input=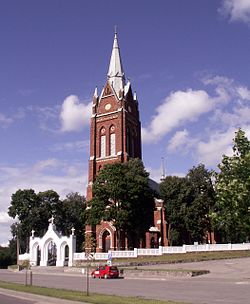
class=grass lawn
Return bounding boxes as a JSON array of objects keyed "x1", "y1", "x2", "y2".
[
  {"x1": 0, "y1": 281, "x2": 186, "y2": 304},
  {"x1": 109, "y1": 250, "x2": 250, "y2": 266}
]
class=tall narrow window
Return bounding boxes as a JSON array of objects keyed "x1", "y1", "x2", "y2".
[
  {"x1": 110, "y1": 133, "x2": 116, "y2": 156},
  {"x1": 131, "y1": 129, "x2": 136, "y2": 158},
  {"x1": 131, "y1": 137, "x2": 135, "y2": 157},
  {"x1": 100, "y1": 135, "x2": 106, "y2": 158}
]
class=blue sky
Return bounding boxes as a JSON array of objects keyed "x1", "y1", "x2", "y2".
[{"x1": 1, "y1": 0, "x2": 250, "y2": 246}]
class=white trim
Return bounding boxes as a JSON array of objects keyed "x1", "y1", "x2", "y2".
[{"x1": 96, "y1": 110, "x2": 119, "y2": 118}]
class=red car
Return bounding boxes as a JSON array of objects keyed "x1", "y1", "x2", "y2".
[{"x1": 91, "y1": 265, "x2": 119, "y2": 279}]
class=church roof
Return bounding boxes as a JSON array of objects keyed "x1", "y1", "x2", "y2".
[
  {"x1": 107, "y1": 31, "x2": 125, "y2": 97},
  {"x1": 149, "y1": 178, "x2": 160, "y2": 194}
]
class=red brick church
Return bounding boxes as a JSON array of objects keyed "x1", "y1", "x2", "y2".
[{"x1": 85, "y1": 32, "x2": 168, "y2": 252}]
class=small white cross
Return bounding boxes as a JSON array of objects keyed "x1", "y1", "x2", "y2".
[
  {"x1": 49, "y1": 215, "x2": 54, "y2": 225},
  {"x1": 71, "y1": 227, "x2": 75, "y2": 235},
  {"x1": 31, "y1": 230, "x2": 35, "y2": 237}
]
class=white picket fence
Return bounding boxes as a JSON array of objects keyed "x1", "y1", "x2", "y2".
[{"x1": 73, "y1": 243, "x2": 250, "y2": 261}]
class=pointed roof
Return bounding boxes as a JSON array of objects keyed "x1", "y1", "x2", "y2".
[
  {"x1": 93, "y1": 87, "x2": 98, "y2": 98},
  {"x1": 107, "y1": 31, "x2": 125, "y2": 96}
]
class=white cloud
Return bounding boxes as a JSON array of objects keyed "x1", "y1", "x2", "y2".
[
  {"x1": 60, "y1": 95, "x2": 92, "y2": 132},
  {"x1": 167, "y1": 129, "x2": 196, "y2": 152},
  {"x1": 0, "y1": 112, "x2": 13, "y2": 127},
  {"x1": 197, "y1": 128, "x2": 235, "y2": 167},
  {"x1": 147, "y1": 165, "x2": 186, "y2": 182},
  {"x1": 148, "y1": 75, "x2": 250, "y2": 168},
  {"x1": 0, "y1": 159, "x2": 88, "y2": 246},
  {"x1": 0, "y1": 108, "x2": 26, "y2": 127},
  {"x1": 142, "y1": 89, "x2": 214, "y2": 143},
  {"x1": 35, "y1": 105, "x2": 60, "y2": 132},
  {"x1": 32, "y1": 158, "x2": 59, "y2": 172},
  {"x1": 220, "y1": 0, "x2": 250, "y2": 24},
  {"x1": 0, "y1": 212, "x2": 12, "y2": 224},
  {"x1": 195, "y1": 125, "x2": 250, "y2": 168},
  {"x1": 202, "y1": 75, "x2": 234, "y2": 105},
  {"x1": 186, "y1": 77, "x2": 250, "y2": 166},
  {"x1": 210, "y1": 103, "x2": 250, "y2": 127},
  {"x1": 51, "y1": 140, "x2": 89, "y2": 152},
  {"x1": 237, "y1": 86, "x2": 250, "y2": 100}
]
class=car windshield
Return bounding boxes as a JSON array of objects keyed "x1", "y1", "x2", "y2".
[{"x1": 110, "y1": 267, "x2": 118, "y2": 271}]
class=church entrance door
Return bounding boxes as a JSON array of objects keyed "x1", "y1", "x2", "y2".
[
  {"x1": 37, "y1": 246, "x2": 41, "y2": 266},
  {"x1": 48, "y1": 241, "x2": 57, "y2": 266},
  {"x1": 102, "y1": 230, "x2": 111, "y2": 252},
  {"x1": 64, "y1": 245, "x2": 69, "y2": 266}
]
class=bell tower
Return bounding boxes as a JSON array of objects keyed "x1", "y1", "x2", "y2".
[
  {"x1": 85, "y1": 32, "x2": 142, "y2": 252},
  {"x1": 86, "y1": 32, "x2": 142, "y2": 201}
]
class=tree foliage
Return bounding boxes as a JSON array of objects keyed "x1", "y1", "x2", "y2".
[
  {"x1": 186, "y1": 165, "x2": 215, "y2": 243},
  {"x1": 86, "y1": 159, "x2": 154, "y2": 249},
  {"x1": 0, "y1": 246, "x2": 15, "y2": 268},
  {"x1": 57, "y1": 192, "x2": 86, "y2": 251},
  {"x1": 211, "y1": 129, "x2": 250, "y2": 242},
  {"x1": 160, "y1": 164, "x2": 215, "y2": 245},
  {"x1": 160, "y1": 176, "x2": 191, "y2": 245},
  {"x1": 8, "y1": 190, "x2": 86, "y2": 253}
]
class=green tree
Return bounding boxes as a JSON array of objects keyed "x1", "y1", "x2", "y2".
[
  {"x1": 86, "y1": 159, "x2": 154, "y2": 249},
  {"x1": 211, "y1": 129, "x2": 250, "y2": 242},
  {"x1": 8, "y1": 189, "x2": 41, "y2": 252},
  {"x1": 8, "y1": 189, "x2": 86, "y2": 252},
  {"x1": 186, "y1": 164, "x2": 215, "y2": 243},
  {"x1": 160, "y1": 176, "x2": 192, "y2": 245},
  {"x1": 160, "y1": 165, "x2": 215, "y2": 245},
  {"x1": 0, "y1": 246, "x2": 15, "y2": 268},
  {"x1": 57, "y1": 192, "x2": 86, "y2": 251}
]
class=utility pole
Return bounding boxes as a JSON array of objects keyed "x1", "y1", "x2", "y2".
[{"x1": 85, "y1": 233, "x2": 93, "y2": 296}]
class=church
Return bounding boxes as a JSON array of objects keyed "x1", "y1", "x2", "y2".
[{"x1": 85, "y1": 32, "x2": 168, "y2": 252}]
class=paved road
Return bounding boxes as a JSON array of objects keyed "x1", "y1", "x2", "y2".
[
  {"x1": 0, "y1": 292, "x2": 34, "y2": 304},
  {"x1": 0, "y1": 288, "x2": 86, "y2": 304},
  {"x1": 1, "y1": 257, "x2": 250, "y2": 304}
]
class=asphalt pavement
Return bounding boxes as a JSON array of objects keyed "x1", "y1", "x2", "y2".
[
  {"x1": 0, "y1": 288, "x2": 88, "y2": 304},
  {"x1": 1, "y1": 257, "x2": 250, "y2": 303}
]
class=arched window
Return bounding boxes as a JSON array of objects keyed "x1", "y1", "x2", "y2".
[
  {"x1": 100, "y1": 127, "x2": 106, "y2": 158},
  {"x1": 109, "y1": 125, "x2": 116, "y2": 156}
]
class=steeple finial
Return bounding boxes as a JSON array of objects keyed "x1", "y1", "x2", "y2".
[
  {"x1": 93, "y1": 86, "x2": 98, "y2": 98},
  {"x1": 107, "y1": 30, "x2": 125, "y2": 96}
]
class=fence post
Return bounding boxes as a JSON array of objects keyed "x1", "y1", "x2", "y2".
[
  {"x1": 134, "y1": 248, "x2": 138, "y2": 258},
  {"x1": 182, "y1": 244, "x2": 186, "y2": 253},
  {"x1": 159, "y1": 246, "x2": 163, "y2": 255}
]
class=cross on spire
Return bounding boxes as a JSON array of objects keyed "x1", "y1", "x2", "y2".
[{"x1": 107, "y1": 30, "x2": 125, "y2": 96}]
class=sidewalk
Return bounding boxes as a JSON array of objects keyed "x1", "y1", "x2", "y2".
[{"x1": 0, "y1": 288, "x2": 90, "y2": 304}]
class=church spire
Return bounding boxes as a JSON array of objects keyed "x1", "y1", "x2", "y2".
[{"x1": 107, "y1": 30, "x2": 125, "y2": 96}]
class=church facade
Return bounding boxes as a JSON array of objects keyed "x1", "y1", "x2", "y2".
[{"x1": 86, "y1": 32, "x2": 168, "y2": 252}]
